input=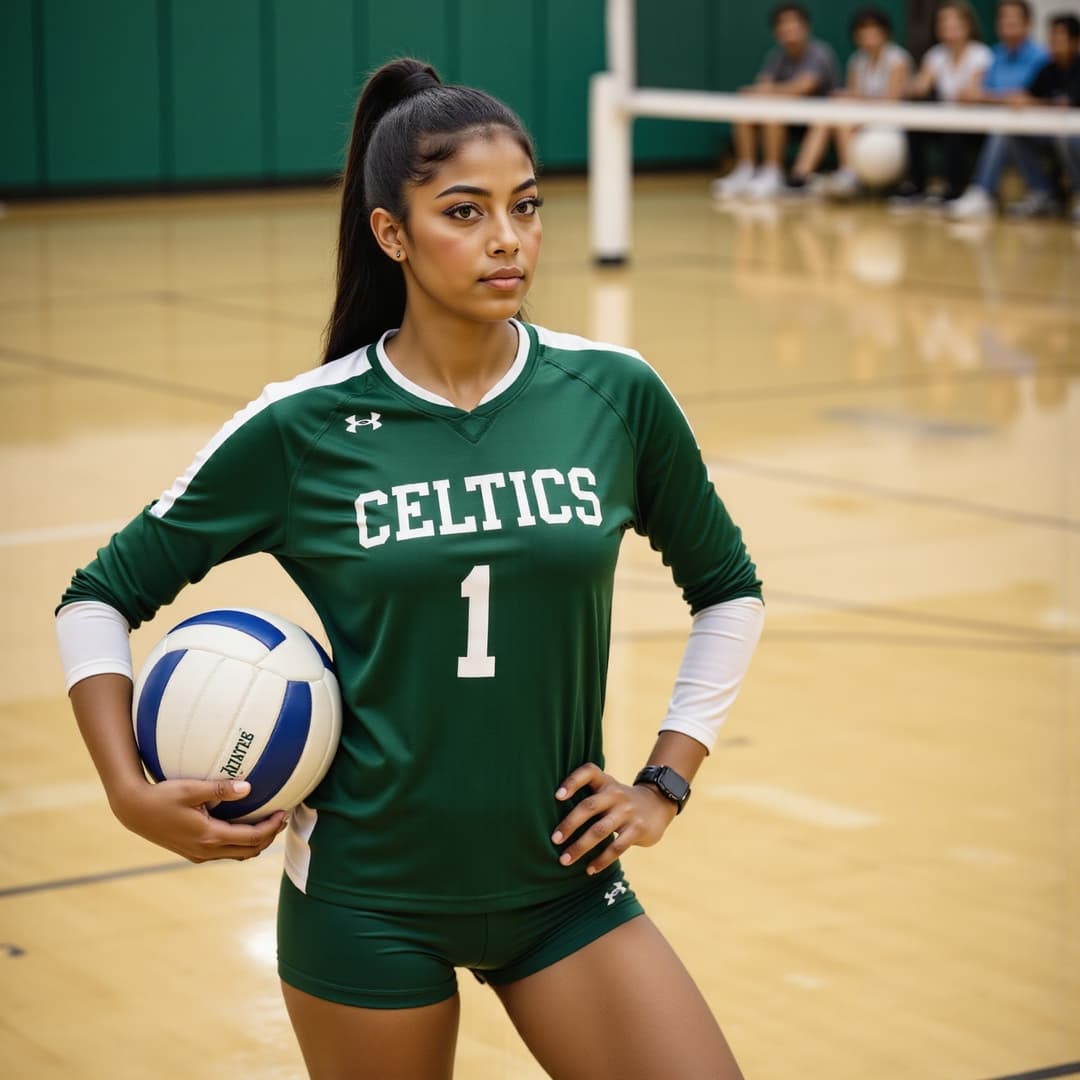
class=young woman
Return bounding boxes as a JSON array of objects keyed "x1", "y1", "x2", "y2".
[
  {"x1": 785, "y1": 6, "x2": 913, "y2": 197},
  {"x1": 56, "y1": 58, "x2": 764, "y2": 1079},
  {"x1": 893, "y1": 0, "x2": 992, "y2": 205}
]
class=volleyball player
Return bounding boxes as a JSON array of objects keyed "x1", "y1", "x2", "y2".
[{"x1": 55, "y1": 58, "x2": 764, "y2": 1079}]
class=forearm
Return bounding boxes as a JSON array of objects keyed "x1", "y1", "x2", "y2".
[
  {"x1": 69, "y1": 673, "x2": 149, "y2": 813},
  {"x1": 644, "y1": 730, "x2": 709, "y2": 784}
]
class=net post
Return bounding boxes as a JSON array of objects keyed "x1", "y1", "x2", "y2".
[
  {"x1": 589, "y1": 71, "x2": 631, "y2": 266},
  {"x1": 607, "y1": 0, "x2": 635, "y2": 92}
]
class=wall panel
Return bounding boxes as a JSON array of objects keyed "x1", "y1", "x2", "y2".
[
  {"x1": 542, "y1": 1, "x2": 605, "y2": 168},
  {"x1": 169, "y1": 0, "x2": 264, "y2": 181},
  {"x1": 0, "y1": 0, "x2": 40, "y2": 188},
  {"x1": 456, "y1": 0, "x2": 541, "y2": 150},
  {"x1": 362, "y1": 2, "x2": 457, "y2": 81},
  {"x1": 41, "y1": 0, "x2": 161, "y2": 186},
  {"x1": 634, "y1": 0, "x2": 714, "y2": 164},
  {"x1": 269, "y1": 0, "x2": 356, "y2": 177}
]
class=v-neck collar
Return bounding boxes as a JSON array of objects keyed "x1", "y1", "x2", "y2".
[{"x1": 371, "y1": 319, "x2": 532, "y2": 415}]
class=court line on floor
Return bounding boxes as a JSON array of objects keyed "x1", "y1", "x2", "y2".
[
  {"x1": 5, "y1": 312, "x2": 1076, "y2": 416},
  {"x1": 709, "y1": 456, "x2": 1080, "y2": 534},
  {"x1": 979, "y1": 1064, "x2": 1080, "y2": 1080},
  {"x1": 703, "y1": 784, "x2": 880, "y2": 829},
  {"x1": 613, "y1": 622, "x2": 1075, "y2": 652},
  {"x1": 0, "y1": 859, "x2": 194, "y2": 900},
  {"x1": 0, "y1": 520, "x2": 127, "y2": 548},
  {"x1": 0, "y1": 345, "x2": 240, "y2": 406},
  {"x1": 0, "y1": 780, "x2": 106, "y2": 816},
  {"x1": 616, "y1": 572, "x2": 1077, "y2": 645},
  {"x1": 684, "y1": 360, "x2": 1080, "y2": 406},
  {"x1": 0, "y1": 841, "x2": 286, "y2": 901},
  {"x1": 543, "y1": 242, "x2": 1080, "y2": 312},
  {"x1": 763, "y1": 589, "x2": 1073, "y2": 642},
  {"x1": 614, "y1": 624, "x2": 1078, "y2": 655}
]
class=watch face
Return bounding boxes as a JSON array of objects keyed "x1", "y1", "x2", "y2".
[{"x1": 658, "y1": 768, "x2": 690, "y2": 801}]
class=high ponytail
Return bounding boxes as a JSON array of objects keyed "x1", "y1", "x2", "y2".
[{"x1": 322, "y1": 58, "x2": 535, "y2": 364}]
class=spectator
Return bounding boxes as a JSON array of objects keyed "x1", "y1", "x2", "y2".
[
  {"x1": 949, "y1": 10, "x2": 1078, "y2": 220},
  {"x1": 957, "y1": 0, "x2": 1049, "y2": 105},
  {"x1": 891, "y1": 1, "x2": 993, "y2": 207},
  {"x1": 711, "y1": 3, "x2": 839, "y2": 200},
  {"x1": 784, "y1": 7, "x2": 913, "y2": 197}
]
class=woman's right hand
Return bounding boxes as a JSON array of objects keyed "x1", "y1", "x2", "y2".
[{"x1": 111, "y1": 778, "x2": 287, "y2": 863}]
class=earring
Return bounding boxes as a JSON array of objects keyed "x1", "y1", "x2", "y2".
[{"x1": 395, "y1": 250, "x2": 403, "y2": 259}]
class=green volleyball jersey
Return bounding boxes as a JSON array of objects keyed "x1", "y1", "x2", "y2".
[{"x1": 61, "y1": 320, "x2": 761, "y2": 912}]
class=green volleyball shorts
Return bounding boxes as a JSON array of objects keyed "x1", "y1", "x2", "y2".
[{"x1": 277, "y1": 868, "x2": 645, "y2": 1009}]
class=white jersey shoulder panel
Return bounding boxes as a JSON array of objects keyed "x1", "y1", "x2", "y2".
[
  {"x1": 533, "y1": 323, "x2": 644, "y2": 362},
  {"x1": 532, "y1": 324, "x2": 696, "y2": 439},
  {"x1": 151, "y1": 348, "x2": 373, "y2": 519}
]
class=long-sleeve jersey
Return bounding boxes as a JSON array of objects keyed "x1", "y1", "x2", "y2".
[{"x1": 60, "y1": 320, "x2": 762, "y2": 912}]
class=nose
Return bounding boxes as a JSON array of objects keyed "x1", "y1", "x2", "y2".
[{"x1": 487, "y1": 211, "x2": 520, "y2": 257}]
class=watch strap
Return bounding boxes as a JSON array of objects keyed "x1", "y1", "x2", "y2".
[{"x1": 634, "y1": 765, "x2": 691, "y2": 814}]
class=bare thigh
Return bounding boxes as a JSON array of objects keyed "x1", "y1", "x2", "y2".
[
  {"x1": 493, "y1": 915, "x2": 744, "y2": 1080},
  {"x1": 281, "y1": 981, "x2": 460, "y2": 1080}
]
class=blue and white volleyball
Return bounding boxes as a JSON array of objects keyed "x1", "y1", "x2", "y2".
[{"x1": 132, "y1": 608, "x2": 342, "y2": 823}]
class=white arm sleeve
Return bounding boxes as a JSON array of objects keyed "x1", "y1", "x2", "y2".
[
  {"x1": 659, "y1": 596, "x2": 765, "y2": 753},
  {"x1": 55, "y1": 601, "x2": 133, "y2": 693}
]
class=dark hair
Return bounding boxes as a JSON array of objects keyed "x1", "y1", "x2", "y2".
[
  {"x1": 322, "y1": 58, "x2": 536, "y2": 364},
  {"x1": 850, "y1": 6, "x2": 893, "y2": 37},
  {"x1": 997, "y1": 0, "x2": 1032, "y2": 21},
  {"x1": 770, "y1": 3, "x2": 810, "y2": 27},
  {"x1": 1050, "y1": 12, "x2": 1080, "y2": 38},
  {"x1": 936, "y1": 0, "x2": 983, "y2": 41}
]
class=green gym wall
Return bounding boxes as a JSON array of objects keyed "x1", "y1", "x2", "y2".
[{"x1": 0, "y1": 0, "x2": 999, "y2": 194}]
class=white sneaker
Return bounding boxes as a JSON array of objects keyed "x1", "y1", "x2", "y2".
[
  {"x1": 746, "y1": 167, "x2": 783, "y2": 200},
  {"x1": 710, "y1": 164, "x2": 754, "y2": 199},
  {"x1": 825, "y1": 168, "x2": 859, "y2": 200},
  {"x1": 946, "y1": 187, "x2": 994, "y2": 220},
  {"x1": 1005, "y1": 190, "x2": 1059, "y2": 218}
]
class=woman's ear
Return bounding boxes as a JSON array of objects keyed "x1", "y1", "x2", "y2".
[{"x1": 370, "y1": 208, "x2": 407, "y2": 263}]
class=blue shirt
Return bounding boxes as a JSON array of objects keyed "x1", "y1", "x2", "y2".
[{"x1": 983, "y1": 38, "x2": 1050, "y2": 93}]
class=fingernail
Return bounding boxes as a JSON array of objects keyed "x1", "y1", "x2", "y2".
[
  {"x1": 551, "y1": 831, "x2": 563, "y2": 844},
  {"x1": 587, "y1": 866, "x2": 596, "y2": 876},
  {"x1": 556, "y1": 787, "x2": 567, "y2": 799},
  {"x1": 560, "y1": 853, "x2": 572, "y2": 865},
  {"x1": 232, "y1": 781, "x2": 248, "y2": 793}
]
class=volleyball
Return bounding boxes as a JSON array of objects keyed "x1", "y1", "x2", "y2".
[
  {"x1": 850, "y1": 126, "x2": 907, "y2": 189},
  {"x1": 132, "y1": 608, "x2": 342, "y2": 823}
]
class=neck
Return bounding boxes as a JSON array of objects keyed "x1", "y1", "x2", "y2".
[{"x1": 386, "y1": 309, "x2": 518, "y2": 412}]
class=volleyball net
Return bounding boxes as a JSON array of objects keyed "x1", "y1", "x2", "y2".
[{"x1": 590, "y1": 0, "x2": 1080, "y2": 263}]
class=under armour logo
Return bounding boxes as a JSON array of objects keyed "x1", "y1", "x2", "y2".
[
  {"x1": 604, "y1": 880, "x2": 628, "y2": 907},
  {"x1": 346, "y1": 412, "x2": 382, "y2": 433}
]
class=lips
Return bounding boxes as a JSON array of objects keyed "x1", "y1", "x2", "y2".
[{"x1": 480, "y1": 267, "x2": 525, "y2": 282}]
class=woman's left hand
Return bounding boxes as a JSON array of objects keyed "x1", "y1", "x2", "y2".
[{"x1": 550, "y1": 762, "x2": 679, "y2": 877}]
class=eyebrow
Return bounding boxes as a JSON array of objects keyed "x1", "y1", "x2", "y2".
[{"x1": 434, "y1": 177, "x2": 538, "y2": 199}]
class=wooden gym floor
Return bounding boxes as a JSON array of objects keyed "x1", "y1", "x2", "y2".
[{"x1": 0, "y1": 175, "x2": 1077, "y2": 1079}]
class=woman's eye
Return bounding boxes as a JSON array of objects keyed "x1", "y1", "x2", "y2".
[
  {"x1": 515, "y1": 197, "x2": 544, "y2": 216},
  {"x1": 446, "y1": 204, "x2": 479, "y2": 220}
]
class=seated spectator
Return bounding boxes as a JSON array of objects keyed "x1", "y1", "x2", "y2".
[
  {"x1": 711, "y1": 3, "x2": 839, "y2": 200},
  {"x1": 957, "y1": 0, "x2": 1049, "y2": 104},
  {"x1": 949, "y1": 10, "x2": 1079, "y2": 220},
  {"x1": 784, "y1": 7, "x2": 913, "y2": 197},
  {"x1": 891, "y1": 1, "x2": 993, "y2": 207}
]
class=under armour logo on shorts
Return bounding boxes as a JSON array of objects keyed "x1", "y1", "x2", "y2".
[{"x1": 604, "y1": 880, "x2": 628, "y2": 907}]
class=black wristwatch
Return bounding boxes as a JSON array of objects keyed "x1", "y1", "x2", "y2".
[{"x1": 634, "y1": 765, "x2": 691, "y2": 814}]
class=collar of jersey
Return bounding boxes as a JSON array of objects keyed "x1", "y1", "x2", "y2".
[{"x1": 369, "y1": 319, "x2": 535, "y2": 417}]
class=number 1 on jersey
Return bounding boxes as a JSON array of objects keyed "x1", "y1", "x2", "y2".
[{"x1": 458, "y1": 565, "x2": 495, "y2": 678}]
